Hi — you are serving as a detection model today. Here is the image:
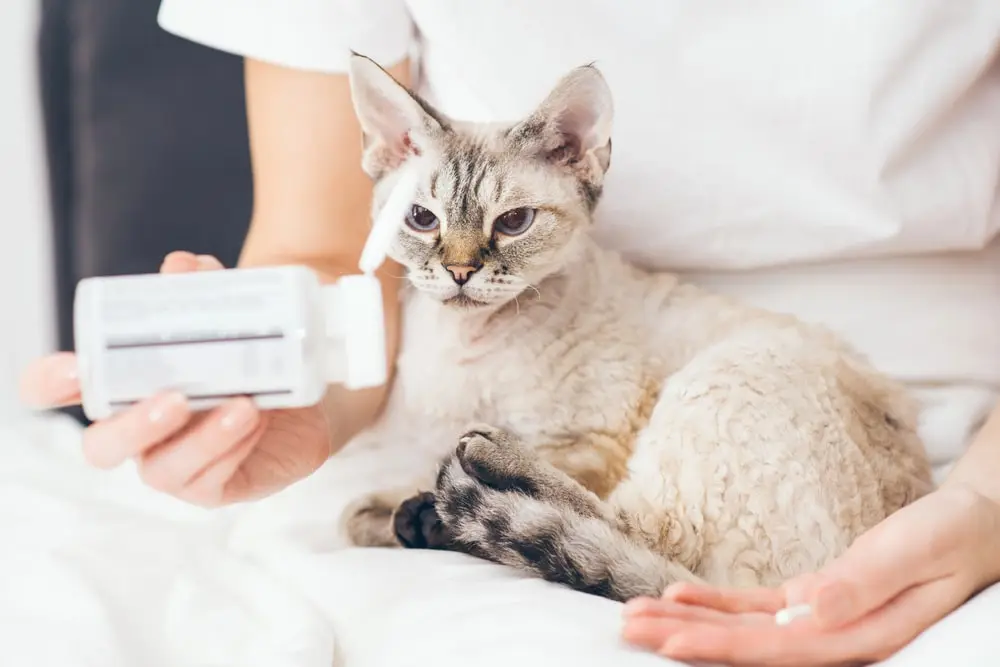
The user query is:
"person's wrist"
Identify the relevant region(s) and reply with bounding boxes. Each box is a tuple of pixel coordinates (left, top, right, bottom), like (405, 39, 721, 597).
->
(974, 491, 1000, 586)
(319, 373, 393, 457)
(974, 495, 1000, 589)
(938, 482, 1000, 588)
(236, 250, 402, 454)
(941, 464, 1000, 507)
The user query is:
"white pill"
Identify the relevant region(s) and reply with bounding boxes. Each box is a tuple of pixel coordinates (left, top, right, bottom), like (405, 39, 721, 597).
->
(775, 604, 813, 626)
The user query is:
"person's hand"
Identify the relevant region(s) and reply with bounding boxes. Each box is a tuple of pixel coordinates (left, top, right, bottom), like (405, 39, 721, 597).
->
(620, 486, 1000, 666)
(19, 251, 332, 507)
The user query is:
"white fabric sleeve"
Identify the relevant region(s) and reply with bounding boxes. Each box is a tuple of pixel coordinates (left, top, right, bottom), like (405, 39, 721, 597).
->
(157, 0, 414, 73)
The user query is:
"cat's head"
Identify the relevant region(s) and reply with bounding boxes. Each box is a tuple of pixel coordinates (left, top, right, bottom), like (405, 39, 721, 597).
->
(348, 54, 614, 309)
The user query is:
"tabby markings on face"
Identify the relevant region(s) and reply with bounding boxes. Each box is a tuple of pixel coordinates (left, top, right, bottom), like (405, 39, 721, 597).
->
(348, 54, 614, 309)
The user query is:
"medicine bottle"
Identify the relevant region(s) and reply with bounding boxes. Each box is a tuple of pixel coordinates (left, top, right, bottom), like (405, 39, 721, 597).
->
(72, 168, 419, 421)
(74, 267, 386, 420)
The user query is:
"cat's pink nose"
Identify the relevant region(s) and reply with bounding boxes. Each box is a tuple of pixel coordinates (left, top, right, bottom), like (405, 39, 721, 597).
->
(446, 264, 480, 285)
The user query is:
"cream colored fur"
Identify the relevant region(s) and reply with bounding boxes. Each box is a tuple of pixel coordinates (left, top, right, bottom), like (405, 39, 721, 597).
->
(343, 235, 931, 589)
(339, 55, 933, 599)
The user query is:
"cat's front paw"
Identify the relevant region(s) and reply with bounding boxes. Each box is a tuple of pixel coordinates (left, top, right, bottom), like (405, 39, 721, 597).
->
(453, 424, 605, 520)
(455, 424, 542, 495)
(342, 485, 433, 548)
(341, 493, 398, 547)
(393, 491, 453, 549)
(429, 425, 548, 553)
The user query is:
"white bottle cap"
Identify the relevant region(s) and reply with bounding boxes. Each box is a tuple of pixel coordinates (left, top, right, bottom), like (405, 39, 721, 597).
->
(328, 166, 419, 389)
(324, 274, 385, 389)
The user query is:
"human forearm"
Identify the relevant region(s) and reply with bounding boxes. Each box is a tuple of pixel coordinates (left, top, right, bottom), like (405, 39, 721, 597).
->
(944, 400, 1000, 504)
(236, 57, 412, 454)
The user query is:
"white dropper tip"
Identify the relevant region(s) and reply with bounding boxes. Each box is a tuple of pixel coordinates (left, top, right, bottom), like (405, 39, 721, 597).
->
(358, 167, 420, 274)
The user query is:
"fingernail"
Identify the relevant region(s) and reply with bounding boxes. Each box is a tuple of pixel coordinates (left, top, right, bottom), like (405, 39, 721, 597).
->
(195, 255, 221, 270)
(660, 582, 687, 599)
(148, 392, 187, 424)
(219, 399, 257, 432)
(45, 354, 77, 382)
(161, 251, 197, 273)
(21, 354, 79, 406)
(621, 619, 661, 649)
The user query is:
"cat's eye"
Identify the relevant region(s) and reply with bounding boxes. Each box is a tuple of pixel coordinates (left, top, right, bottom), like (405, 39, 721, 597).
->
(405, 204, 439, 232)
(493, 208, 536, 237)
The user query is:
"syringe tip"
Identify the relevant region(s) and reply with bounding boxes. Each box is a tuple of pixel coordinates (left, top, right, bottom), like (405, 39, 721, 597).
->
(358, 168, 420, 275)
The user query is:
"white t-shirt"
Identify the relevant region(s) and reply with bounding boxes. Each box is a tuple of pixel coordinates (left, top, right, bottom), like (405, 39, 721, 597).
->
(158, 0, 1000, 477)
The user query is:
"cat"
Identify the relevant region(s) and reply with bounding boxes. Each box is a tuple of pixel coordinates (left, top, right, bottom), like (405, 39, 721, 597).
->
(338, 53, 933, 603)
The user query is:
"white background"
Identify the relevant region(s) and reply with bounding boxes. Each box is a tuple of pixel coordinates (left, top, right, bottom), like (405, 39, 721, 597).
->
(0, 2, 57, 419)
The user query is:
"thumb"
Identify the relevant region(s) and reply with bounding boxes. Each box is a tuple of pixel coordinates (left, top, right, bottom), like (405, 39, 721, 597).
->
(19, 352, 81, 408)
(794, 506, 946, 629)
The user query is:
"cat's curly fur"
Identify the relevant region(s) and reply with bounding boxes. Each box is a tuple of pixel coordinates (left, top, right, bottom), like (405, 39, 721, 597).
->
(338, 54, 933, 602)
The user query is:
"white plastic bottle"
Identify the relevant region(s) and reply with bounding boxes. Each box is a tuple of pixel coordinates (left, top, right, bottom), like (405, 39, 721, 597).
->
(72, 168, 419, 421)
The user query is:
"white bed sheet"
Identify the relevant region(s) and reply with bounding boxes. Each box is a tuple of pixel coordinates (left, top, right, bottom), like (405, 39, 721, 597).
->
(1, 414, 997, 667)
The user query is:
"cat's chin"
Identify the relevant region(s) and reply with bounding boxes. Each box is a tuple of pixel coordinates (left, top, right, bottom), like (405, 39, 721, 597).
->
(423, 290, 513, 312)
(406, 279, 524, 311)
(441, 293, 494, 310)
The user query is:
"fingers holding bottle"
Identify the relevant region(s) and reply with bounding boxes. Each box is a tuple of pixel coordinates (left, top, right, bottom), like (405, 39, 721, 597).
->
(19, 352, 81, 409)
(160, 251, 225, 273)
(19, 252, 225, 412)
(80, 391, 192, 469)
(135, 397, 263, 505)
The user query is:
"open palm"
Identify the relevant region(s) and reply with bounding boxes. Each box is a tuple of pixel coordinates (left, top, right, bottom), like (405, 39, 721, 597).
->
(622, 486, 1000, 666)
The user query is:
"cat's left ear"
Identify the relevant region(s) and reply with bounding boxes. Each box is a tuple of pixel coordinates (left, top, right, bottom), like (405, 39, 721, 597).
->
(348, 53, 447, 179)
(513, 64, 614, 176)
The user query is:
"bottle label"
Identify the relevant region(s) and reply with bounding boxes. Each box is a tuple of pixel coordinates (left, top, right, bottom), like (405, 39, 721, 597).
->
(103, 333, 294, 408)
(85, 268, 309, 408)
